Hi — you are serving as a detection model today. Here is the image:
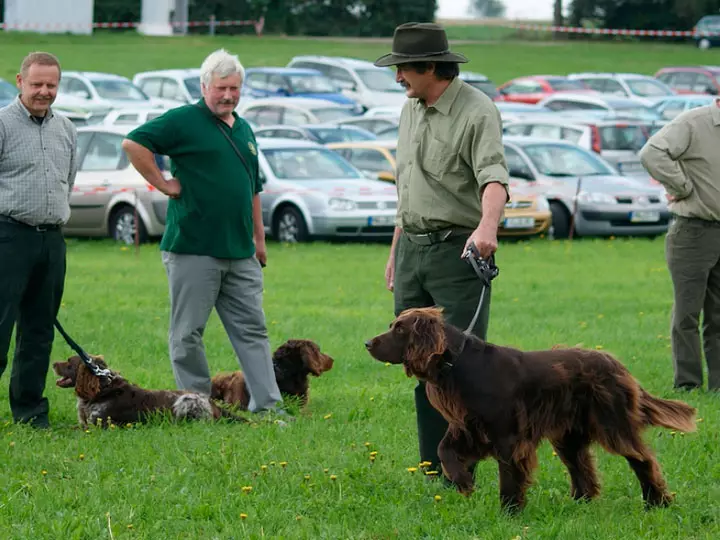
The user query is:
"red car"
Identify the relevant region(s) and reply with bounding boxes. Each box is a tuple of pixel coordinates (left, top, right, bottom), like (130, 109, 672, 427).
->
(496, 75, 597, 104)
(654, 66, 720, 96)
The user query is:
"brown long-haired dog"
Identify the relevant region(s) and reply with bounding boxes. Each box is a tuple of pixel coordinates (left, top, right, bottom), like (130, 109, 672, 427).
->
(211, 339, 334, 410)
(365, 307, 696, 513)
(53, 355, 246, 428)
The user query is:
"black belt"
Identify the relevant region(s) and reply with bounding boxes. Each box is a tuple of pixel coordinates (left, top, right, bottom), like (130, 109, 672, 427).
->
(404, 228, 473, 246)
(0, 214, 61, 231)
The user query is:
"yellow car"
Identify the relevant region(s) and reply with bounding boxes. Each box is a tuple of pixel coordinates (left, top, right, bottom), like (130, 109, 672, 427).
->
(327, 140, 397, 183)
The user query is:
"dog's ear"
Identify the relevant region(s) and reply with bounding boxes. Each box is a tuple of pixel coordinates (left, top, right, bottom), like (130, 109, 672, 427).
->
(300, 341, 334, 376)
(403, 309, 447, 378)
(75, 363, 102, 400)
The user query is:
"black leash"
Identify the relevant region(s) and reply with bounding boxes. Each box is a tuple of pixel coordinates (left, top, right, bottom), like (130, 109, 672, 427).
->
(461, 243, 499, 335)
(54, 319, 113, 379)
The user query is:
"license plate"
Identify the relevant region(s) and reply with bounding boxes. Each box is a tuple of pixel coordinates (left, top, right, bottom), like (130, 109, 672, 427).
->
(630, 211, 660, 223)
(368, 216, 395, 226)
(503, 217, 535, 229)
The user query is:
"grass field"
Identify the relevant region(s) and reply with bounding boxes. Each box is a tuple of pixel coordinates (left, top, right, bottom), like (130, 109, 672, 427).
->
(1, 237, 718, 539)
(0, 30, 719, 87)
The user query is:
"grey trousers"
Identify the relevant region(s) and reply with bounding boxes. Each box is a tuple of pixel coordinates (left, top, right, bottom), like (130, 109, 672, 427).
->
(666, 217, 720, 390)
(161, 251, 282, 412)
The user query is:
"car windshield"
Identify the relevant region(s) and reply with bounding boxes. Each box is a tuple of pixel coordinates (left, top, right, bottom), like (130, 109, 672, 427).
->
(547, 79, 588, 91)
(466, 81, 498, 98)
(288, 74, 336, 93)
(92, 80, 149, 101)
(626, 79, 673, 97)
(184, 77, 202, 99)
(609, 101, 653, 117)
(308, 127, 376, 143)
(310, 107, 355, 123)
(262, 148, 364, 179)
(0, 79, 16, 100)
(599, 125, 649, 151)
(523, 143, 615, 176)
(356, 68, 404, 92)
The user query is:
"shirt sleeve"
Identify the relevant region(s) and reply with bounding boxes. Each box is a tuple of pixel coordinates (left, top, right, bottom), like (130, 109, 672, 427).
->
(125, 108, 181, 156)
(67, 126, 78, 195)
(251, 132, 262, 195)
(639, 120, 694, 200)
(465, 105, 510, 199)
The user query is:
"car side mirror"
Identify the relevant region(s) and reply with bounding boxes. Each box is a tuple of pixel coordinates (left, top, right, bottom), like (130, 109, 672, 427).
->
(377, 171, 395, 182)
(706, 86, 718, 95)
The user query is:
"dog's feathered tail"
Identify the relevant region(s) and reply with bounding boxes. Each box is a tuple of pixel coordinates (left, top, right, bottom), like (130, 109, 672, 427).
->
(640, 388, 696, 432)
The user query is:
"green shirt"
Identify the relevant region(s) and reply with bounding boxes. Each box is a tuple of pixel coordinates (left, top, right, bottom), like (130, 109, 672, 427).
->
(639, 101, 720, 222)
(126, 100, 260, 258)
(395, 77, 509, 234)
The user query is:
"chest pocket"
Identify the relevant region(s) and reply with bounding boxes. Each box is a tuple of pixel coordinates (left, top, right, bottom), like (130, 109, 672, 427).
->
(421, 135, 452, 178)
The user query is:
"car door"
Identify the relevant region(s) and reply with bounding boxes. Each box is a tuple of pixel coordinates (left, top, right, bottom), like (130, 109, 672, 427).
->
(137, 77, 163, 99)
(69, 132, 132, 232)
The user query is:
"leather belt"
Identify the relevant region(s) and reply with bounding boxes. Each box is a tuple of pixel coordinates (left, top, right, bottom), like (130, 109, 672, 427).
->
(0, 214, 61, 231)
(404, 228, 473, 245)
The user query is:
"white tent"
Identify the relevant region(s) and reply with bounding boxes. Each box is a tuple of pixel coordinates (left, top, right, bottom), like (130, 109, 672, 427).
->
(4, 0, 93, 35)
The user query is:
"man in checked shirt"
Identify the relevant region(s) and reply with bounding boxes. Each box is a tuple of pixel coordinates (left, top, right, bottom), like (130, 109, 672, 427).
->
(0, 52, 77, 428)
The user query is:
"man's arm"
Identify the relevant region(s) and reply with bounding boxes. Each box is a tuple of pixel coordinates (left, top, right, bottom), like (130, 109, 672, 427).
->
(122, 140, 180, 198)
(385, 226, 402, 291)
(252, 194, 267, 266)
(66, 127, 78, 196)
(639, 120, 694, 200)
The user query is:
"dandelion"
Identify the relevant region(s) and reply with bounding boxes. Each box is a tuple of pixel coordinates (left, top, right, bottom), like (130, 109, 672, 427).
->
(425, 470, 439, 476)
(127, 524, 134, 530)
(407, 467, 418, 473)
(364, 442, 371, 447)
(126, 423, 133, 428)
(84, 429, 90, 434)
(323, 414, 332, 420)
(419, 461, 432, 468)
(369, 451, 378, 457)
(384, 362, 391, 366)
(595, 345, 604, 350)
(369, 455, 376, 462)
(639, 312, 645, 316)
(296, 516, 302, 521)
(330, 475, 337, 481)
(240, 513, 248, 520)
(150, 475, 156, 482)
(109, 424, 116, 430)
(9, 441, 15, 447)
(670, 431, 676, 436)
(698, 418, 703, 423)
(120, 246, 129, 252)
(270, 461, 276, 466)
(304, 474, 311, 480)
(370, 397, 375, 401)
(434, 495, 442, 502)
(260, 465, 268, 472)
(280, 461, 288, 468)
(79, 454, 85, 460)
(597, 314, 604, 319)
(41, 470, 47, 476)
(241, 486, 252, 493)
(552, 451, 558, 456)
(324, 468, 329, 473)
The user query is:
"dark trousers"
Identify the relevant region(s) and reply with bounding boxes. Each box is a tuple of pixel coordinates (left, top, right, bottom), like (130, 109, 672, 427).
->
(0, 221, 66, 426)
(666, 216, 720, 390)
(393, 231, 491, 472)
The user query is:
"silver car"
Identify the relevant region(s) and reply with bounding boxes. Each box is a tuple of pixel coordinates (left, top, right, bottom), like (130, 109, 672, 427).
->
(256, 138, 397, 242)
(503, 136, 671, 238)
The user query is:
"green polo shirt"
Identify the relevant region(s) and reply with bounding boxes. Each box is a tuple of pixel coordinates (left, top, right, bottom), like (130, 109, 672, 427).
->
(395, 77, 509, 234)
(126, 100, 260, 258)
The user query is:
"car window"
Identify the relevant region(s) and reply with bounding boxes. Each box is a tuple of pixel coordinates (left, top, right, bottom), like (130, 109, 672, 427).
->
(275, 129, 305, 140)
(245, 106, 282, 125)
(670, 72, 696, 92)
(348, 148, 392, 172)
(160, 79, 182, 100)
(138, 78, 162, 98)
(504, 80, 543, 94)
(183, 77, 202, 99)
(307, 128, 345, 143)
(80, 132, 127, 171)
(599, 125, 648, 151)
(546, 79, 588, 91)
(246, 73, 268, 91)
(546, 100, 606, 111)
(76, 131, 93, 162)
(523, 143, 614, 176)
(528, 124, 563, 139)
(66, 78, 92, 99)
(625, 79, 672, 97)
(504, 146, 533, 179)
(356, 68, 404, 92)
(503, 124, 529, 136)
(113, 113, 139, 124)
(693, 73, 715, 93)
(561, 127, 584, 144)
(283, 108, 311, 125)
(262, 148, 364, 179)
(92, 80, 147, 101)
(311, 107, 355, 123)
(374, 126, 397, 140)
(288, 74, 336, 93)
(267, 74, 288, 93)
(147, 112, 162, 121)
(466, 81, 498, 99)
(658, 99, 685, 120)
(581, 79, 607, 92)
(603, 79, 627, 96)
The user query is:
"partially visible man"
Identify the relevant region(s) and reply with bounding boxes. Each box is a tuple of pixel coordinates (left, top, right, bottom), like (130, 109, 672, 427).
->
(121, 49, 283, 413)
(375, 23, 509, 473)
(640, 100, 720, 392)
(0, 51, 77, 428)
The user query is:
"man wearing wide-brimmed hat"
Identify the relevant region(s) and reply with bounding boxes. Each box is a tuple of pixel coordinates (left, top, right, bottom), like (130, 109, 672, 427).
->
(377, 23, 509, 481)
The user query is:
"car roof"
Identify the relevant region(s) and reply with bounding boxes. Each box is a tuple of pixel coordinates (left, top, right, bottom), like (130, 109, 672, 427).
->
(459, 71, 491, 82)
(507, 117, 648, 128)
(134, 69, 201, 78)
(106, 108, 167, 116)
(657, 66, 720, 73)
(255, 137, 326, 150)
(569, 72, 656, 79)
(241, 97, 349, 108)
(289, 55, 387, 70)
(77, 125, 135, 136)
(245, 67, 322, 75)
(326, 139, 397, 149)
(503, 135, 591, 147)
(65, 71, 132, 81)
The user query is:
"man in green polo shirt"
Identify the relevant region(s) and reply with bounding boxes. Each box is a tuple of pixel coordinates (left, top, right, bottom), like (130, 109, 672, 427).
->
(375, 23, 510, 478)
(121, 49, 282, 413)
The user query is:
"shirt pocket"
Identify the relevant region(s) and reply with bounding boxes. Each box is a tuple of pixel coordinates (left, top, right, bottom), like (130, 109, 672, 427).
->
(421, 136, 452, 178)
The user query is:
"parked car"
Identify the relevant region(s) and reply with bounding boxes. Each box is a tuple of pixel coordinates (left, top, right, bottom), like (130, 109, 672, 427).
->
(132, 68, 202, 104)
(256, 138, 397, 242)
(336, 115, 399, 135)
(243, 67, 361, 110)
(237, 97, 358, 127)
(55, 71, 184, 115)
(0, 78, 17, 108)
(503, 118, 652, 174)
(363, 106, 402, 118)
(499, 189, 553, 238)
(693, 15, 720, 49)
(567, 72, 675, 106)
(327, 140, 398, 182)
(287, 55, 407, 110)
(536, 94, 659, 122)
(65, 126, 168, 244)
(495, 102, 553, 124)
(503, 136, 670, 238)
(654, 66, 720, 95)
(101, 108, 167, 127)
(648, 94, 716, 121)
(459, 71, 499, 100)
(496, 76, 595, 104)
(254, 123, 377, 144)
(375, 125, 399, 139)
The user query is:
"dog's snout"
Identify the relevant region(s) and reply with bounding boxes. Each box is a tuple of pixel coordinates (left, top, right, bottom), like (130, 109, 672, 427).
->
(365, 340, 373, 350)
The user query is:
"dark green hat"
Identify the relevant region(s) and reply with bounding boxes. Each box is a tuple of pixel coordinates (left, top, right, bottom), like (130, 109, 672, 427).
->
(374, 22, 468, 67)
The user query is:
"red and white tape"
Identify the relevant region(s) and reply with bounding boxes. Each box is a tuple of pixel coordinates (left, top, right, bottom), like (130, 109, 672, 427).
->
(1, 17, 265, 35)
(506, 23, 712, 37)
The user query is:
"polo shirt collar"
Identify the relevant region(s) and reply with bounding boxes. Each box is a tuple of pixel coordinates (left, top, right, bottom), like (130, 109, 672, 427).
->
(196, 98, 240, 123)
(712, 99, 720, 126)
(414, 77, 463, 116)
(13, 96, 55, 120)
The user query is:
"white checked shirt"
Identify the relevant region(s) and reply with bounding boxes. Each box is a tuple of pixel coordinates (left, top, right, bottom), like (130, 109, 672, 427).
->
(0, 97, 77, 226)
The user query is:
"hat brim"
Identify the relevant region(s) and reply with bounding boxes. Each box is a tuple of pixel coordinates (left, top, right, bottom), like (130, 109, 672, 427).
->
(373, 51, 468, 67)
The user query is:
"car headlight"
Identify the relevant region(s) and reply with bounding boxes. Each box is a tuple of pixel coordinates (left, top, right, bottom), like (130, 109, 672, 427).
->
(534, 196, 550, 212)
(328, 198, 357, 211)
(577, 191, 617, 205)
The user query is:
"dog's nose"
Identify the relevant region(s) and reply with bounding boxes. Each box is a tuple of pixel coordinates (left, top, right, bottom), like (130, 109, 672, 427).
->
(364, 340, 372, 350)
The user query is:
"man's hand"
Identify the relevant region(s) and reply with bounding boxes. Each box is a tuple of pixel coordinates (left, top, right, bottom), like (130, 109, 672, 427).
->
(255, 239, 267, 267)
(464, 222, 498, 259)
(385, 255, 395, 292)
(163, 178, 182, 199)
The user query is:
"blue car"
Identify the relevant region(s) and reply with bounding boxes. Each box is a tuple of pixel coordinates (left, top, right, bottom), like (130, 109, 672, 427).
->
(244, 68, 361, 111)
(0, 78, 18, 108)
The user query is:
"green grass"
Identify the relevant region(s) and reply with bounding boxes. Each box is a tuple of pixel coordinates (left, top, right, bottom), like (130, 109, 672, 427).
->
(0, 30, 719, 87)
(1, 237, 719, 539)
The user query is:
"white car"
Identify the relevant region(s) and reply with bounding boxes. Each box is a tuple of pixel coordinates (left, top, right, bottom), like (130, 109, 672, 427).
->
(237, 97, 358, 127)
(132, 68, 202, 105)
(536, 93, 657, 121)
(55, 71, 184, 115)
(287, 55, 407, 111)
(66, 125, 168, 244)
(101, 108, 167, 127)
(363, 106, 402, 118)
(567, 73, 675, 106)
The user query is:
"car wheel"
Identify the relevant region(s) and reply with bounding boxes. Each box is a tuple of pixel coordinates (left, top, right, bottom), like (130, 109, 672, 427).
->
(698, 38, 712, 50)
(549, 202, 571, 239)
(109, 205, 148, 245)
(273, 206, 309, 243)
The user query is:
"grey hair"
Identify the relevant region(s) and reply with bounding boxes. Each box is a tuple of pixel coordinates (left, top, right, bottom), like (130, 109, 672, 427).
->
(200, 49, 245, 88)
